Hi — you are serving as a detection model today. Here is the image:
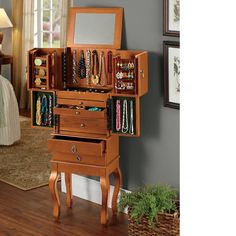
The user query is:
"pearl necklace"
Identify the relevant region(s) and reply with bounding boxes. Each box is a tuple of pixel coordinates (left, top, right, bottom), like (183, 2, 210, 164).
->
(116, 99, 121, 131)
(121, 99, 128, 133)
(129, 100, 134, 134)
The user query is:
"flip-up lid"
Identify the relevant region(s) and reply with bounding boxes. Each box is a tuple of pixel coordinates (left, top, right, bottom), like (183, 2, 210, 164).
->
(67, 7, 123, 49)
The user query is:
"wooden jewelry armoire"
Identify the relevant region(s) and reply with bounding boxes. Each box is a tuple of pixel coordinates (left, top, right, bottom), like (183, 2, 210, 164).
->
(27, 7, 148, 225)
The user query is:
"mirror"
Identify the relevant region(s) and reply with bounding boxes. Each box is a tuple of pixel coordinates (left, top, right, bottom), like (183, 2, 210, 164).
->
(74, 13, 115, 45)
(67, 8, 123, 49)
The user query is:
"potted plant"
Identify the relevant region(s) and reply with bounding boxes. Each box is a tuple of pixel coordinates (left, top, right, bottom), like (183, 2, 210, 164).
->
(118, 184, 179, 236)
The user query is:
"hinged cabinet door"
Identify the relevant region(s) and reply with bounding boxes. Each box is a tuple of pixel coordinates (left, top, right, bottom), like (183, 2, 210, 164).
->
(108, 96, 140, 137)
(136, 51, 148, 97)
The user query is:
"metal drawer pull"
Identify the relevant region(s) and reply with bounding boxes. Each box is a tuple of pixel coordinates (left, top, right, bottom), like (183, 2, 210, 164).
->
(75, 111, 80, 115)
(80, 123, 85, 128)
(76, 155, 81, 162)
(71, 145, 77, 154)
(140, 69, 145, 79)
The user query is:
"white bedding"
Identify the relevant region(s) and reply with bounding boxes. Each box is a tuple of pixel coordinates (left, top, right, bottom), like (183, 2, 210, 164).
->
(0, 75, 21, 145)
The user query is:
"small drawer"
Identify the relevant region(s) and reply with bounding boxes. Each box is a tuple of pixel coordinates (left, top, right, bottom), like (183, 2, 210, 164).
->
(57, 98, 107, 108)
(48, 137, 106, 165)
(57, 91, 109, 102)
(59, 115, 108, 135)
(54, 107, 106, 119)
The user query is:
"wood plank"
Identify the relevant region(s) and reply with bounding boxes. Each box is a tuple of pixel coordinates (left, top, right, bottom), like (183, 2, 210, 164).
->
(0, 181, 128, 236)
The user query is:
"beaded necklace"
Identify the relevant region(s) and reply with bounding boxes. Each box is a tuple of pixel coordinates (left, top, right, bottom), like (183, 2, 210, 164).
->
(36, 95, 41, 126)
(62, 47, 67, 89)
(116, 99, 121, 131)
(121, 99, 128, 133)
(91, 50, 100, 85)
(72, 50, 77, 84)
(129, 100, 134, 134)
(41, 94, 49, 126)
(86, 49, 91, 85)
(78, 50, 86, 79)
(48, 95, 53, 127)
(107, 51, 113, 85)
(99, 51, 107, 86)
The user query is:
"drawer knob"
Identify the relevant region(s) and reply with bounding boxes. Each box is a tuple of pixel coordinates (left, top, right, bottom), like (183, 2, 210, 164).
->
(75, 111, 80, 115)
(76, 155, 81, 162)
(140, 69, 145, 79)
(80, 123, 85, 128)
(71, 145, 77, 154)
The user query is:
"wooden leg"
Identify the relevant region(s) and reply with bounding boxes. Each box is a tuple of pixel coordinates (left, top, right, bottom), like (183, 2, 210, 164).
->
(49, 163, 60, 222)
(65, 172, 72, 208)
(100, 175, 110, 225)
(112, 167, 122, 216)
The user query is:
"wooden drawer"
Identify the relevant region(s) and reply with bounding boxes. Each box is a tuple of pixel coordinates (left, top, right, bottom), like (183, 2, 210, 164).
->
(59, 115, 108, 135)
(48, 137, 106, 166)
(57, 91, 109, 102)
(57, 98, 106, 108)
(54, 107, 106, 119)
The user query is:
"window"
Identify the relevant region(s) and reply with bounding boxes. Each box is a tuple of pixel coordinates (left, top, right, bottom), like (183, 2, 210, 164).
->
(34, 0, 62, 48)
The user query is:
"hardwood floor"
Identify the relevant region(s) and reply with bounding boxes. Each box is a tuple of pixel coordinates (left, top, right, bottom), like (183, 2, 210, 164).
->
(0, 181, 128, 236)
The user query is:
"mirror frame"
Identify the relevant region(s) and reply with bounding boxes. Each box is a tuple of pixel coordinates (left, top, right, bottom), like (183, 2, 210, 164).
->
(67, 7, 123, 49)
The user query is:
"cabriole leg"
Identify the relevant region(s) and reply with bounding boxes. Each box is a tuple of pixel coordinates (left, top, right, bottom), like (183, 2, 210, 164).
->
(65, 172, 72, 208)
(112, 167, 122, 216)
(100, 175, 110, 225)
(49, 163, 60, 222)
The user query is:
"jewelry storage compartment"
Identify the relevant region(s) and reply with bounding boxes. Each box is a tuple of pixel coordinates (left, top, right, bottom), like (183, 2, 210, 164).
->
(57, 115, 108, 136)
(56, 90, 110, 104)
(113, 50, 148, 97)
(48, 136, 106, 166)
(66, 48, 117, 90)
(31, 90, 56, 129)
(28, 48, 65, 90)
(54, 90, 109, 137)
(108, 95, 140, 137)
(54, 105, 106, 119)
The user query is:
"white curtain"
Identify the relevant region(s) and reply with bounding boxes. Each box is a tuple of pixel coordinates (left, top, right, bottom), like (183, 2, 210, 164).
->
(13, 0, 71, 108)
(19, 0, 34, 109)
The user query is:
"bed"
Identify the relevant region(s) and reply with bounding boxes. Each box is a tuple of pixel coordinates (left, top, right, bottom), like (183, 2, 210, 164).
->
(0, 75, 20, 145)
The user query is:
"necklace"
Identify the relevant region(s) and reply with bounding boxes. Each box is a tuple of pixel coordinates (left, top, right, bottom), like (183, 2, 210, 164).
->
(116, 99, 121, 131)
(121, 99, 128, 133)
(62, 47, 67, 89)
(41, 94, 49, 126)
(129, 100, 134, 134)
(72, 50, 77, 84)
(107, 51, 113, 85)
(99, 51, 107, 86)
(48, 95, 53, 127)
(86, 49, 91, 85)
(78, 50, 86, 79)
(91, 50, 100, 85)
(36, 95, 41, 126)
